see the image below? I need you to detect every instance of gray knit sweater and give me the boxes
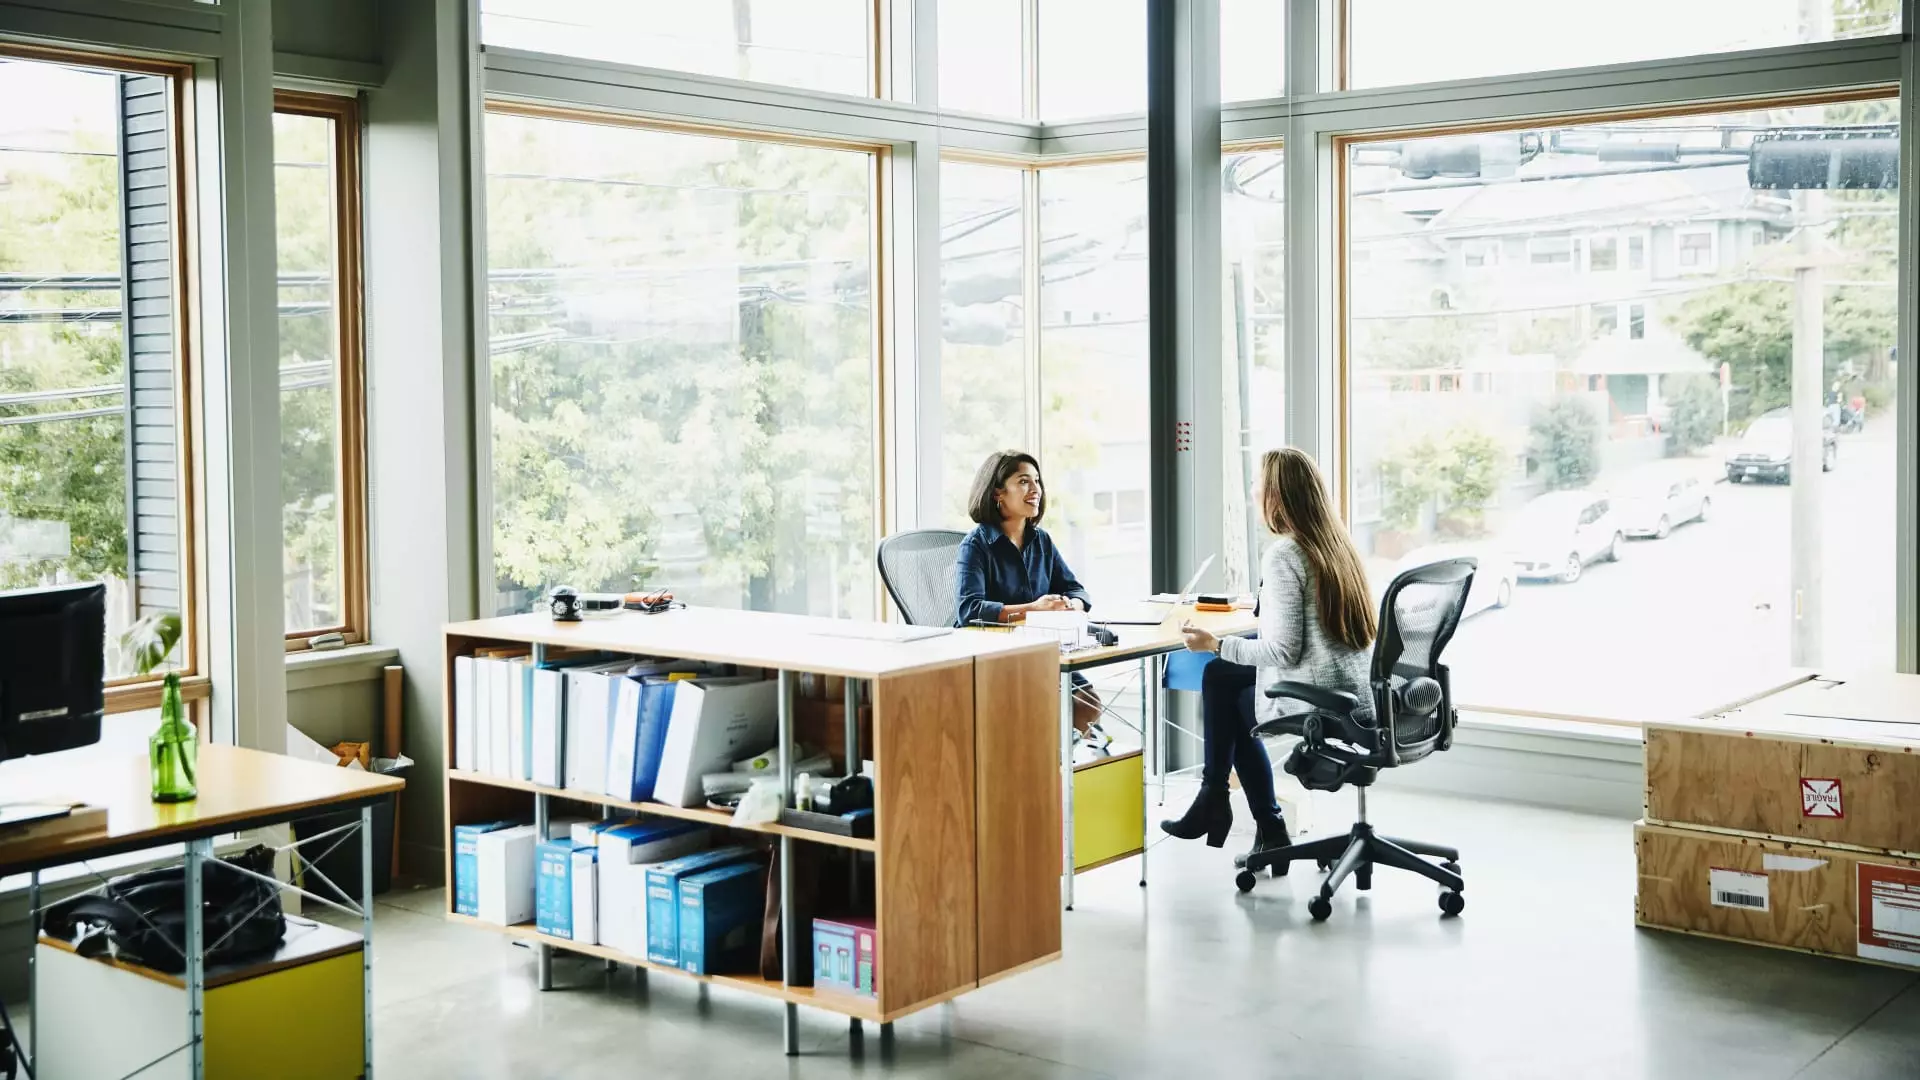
[1217,536,1374,724]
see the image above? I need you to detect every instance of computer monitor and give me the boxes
[0,582,105,763]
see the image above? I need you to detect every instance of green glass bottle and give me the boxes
[149,671,198,802]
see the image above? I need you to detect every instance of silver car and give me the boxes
[1506,491,1625,584]
[1389,544,1517,617]
[1617,476,1711,540]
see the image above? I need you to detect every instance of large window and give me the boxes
[1221,0,1286,103]
[938,0,1024,118]
[0,52,191,690]
[1038,0,1146,120]
[1038,160,1151,602]
[480,0,873,97]
[483,110,878,619]
[1344,98,1901,720]
[274,93,365,644]
[1223,145,1286,587]
[940,161,1029,526]
[1347,0,1900,90]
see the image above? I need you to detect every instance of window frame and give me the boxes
[1527,235,1575,266]
[1674,224,1719,276]
[272,89,369,650]
[0,42,209,715]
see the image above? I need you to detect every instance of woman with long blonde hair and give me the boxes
[1164,448,1376,857]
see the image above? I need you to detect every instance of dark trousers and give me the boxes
[1200,659,1281,822]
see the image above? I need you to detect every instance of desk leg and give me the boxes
[362,804,376,1079]
[1140,658,1151,889]
[184,836,209,1080]
[1152,655,1168,803]
[533,792,553,991]
[1061,671,1075,912]
[777,671,799,1058]
[26,869,37,1068]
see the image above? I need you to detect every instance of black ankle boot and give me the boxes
[1250,814,1290,856]
[1235,814,1290,869]
[1160,785,1232,847]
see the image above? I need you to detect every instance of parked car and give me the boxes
[1616,476,1711,540]
[1725,407,1837,484]
[1387,543,1517,617]
[1505,491,1624,584]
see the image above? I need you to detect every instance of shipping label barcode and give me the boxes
[1709,868,1771,913]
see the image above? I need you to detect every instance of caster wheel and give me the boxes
[1356,868,1372,892]
[1236,870,1257,893]
[1271,860,1289,878]
[1439,890,1465,917]
[1308,895,1333,921]
[1317,859,1332,873]
[1441,860,1461,877]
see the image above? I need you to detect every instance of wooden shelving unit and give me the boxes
[442,606,1062,1054]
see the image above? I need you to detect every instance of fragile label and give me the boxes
[1709,867,1770,913]
[1801,778,1844,818]
[1858,863,1920,968]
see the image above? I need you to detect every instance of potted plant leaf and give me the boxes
[121,612,195,802]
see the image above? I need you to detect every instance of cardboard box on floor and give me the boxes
[1635,821,1920,971]
[1645,673,1920,856]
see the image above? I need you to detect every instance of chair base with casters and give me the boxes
[1238,786,1464,919]
[1228,557,1478,921]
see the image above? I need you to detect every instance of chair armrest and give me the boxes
[1251,710,1317,739]
[1263,680,1360,716]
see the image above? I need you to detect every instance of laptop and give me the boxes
[1092,555,1216,626]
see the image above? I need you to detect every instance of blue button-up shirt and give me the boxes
[953,522,1093,627]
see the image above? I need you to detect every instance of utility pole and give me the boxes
[1787,0,1831,667]
[1790,187,1826,667]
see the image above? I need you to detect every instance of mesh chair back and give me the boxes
[876,529,967,627]
[1372,558,1475,758]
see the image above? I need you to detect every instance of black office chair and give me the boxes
[876,529,967,627]
[1237,558,1476,921]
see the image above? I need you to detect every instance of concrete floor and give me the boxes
[360,788,1920,1080]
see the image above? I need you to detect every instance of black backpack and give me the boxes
[41,844,287,975]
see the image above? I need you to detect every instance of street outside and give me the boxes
[1435,425,1896,720]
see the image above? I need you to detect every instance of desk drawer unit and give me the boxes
[1072,750,1144,872]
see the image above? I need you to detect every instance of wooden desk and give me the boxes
[443,610,1062,1054]
[1067,605,1257,673]
[979,606,1257,909]
[0,744,402,1080]
[0,744,401,877]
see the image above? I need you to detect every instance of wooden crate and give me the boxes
[1645,673,1920,856]
[1636,822,1920,970]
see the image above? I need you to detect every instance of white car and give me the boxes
[1388,544,1517,617]
[1616,476,1711,540]
[1506,491,1624,584]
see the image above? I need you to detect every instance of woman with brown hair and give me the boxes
[1162,448,1376,855]
[953,449,1106,746]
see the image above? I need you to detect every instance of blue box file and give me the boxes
[677,861,768,975]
